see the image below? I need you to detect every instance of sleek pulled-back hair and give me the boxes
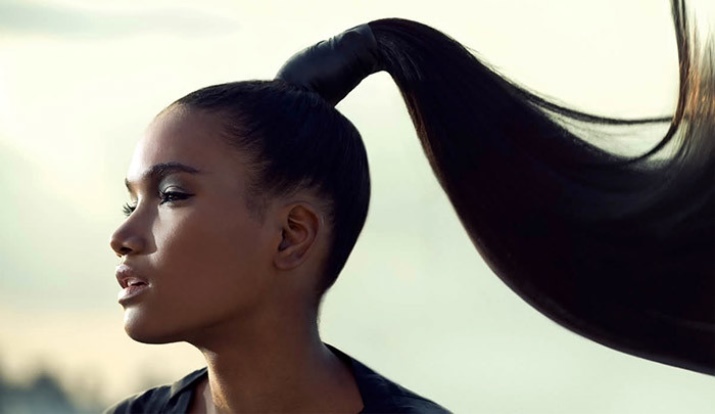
[173,81,370,292]
[169,0,712,375]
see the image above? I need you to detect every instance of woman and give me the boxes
[107,0,713,412]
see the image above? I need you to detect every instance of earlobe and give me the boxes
[273,204,320,271]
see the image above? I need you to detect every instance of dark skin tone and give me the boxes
[110,106,363,413]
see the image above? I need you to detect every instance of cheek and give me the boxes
[158,207,271,297]
[123,206,275,343]
[176,206,265,262]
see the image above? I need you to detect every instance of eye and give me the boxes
[159,190,193,205]
[120,187,193,216]
[122,203,136,217]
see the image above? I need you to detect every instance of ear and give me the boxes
[274,203,321,271]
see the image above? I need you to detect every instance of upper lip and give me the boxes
[116,264,149,288]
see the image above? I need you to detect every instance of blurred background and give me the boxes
[1,0,713,412]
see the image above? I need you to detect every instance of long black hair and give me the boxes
[173,0,713,374]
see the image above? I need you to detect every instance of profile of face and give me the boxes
[110,106,288,345]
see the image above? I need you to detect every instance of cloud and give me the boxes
[0,1,240,38]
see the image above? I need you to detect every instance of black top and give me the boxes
[104,344,450,413]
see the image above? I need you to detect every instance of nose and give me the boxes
[110,222,147,257]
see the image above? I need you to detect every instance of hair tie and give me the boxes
[276,24,383,106]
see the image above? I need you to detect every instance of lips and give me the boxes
[119,275,147,289]
[116,264,148,287]
[116,264,150,303]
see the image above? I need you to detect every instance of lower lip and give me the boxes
[118,284,149,304]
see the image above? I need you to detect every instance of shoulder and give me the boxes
[359,369,451,414]
[103,367,207,414]
[327,344,452,414]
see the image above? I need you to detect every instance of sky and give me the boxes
[1,0,714,412]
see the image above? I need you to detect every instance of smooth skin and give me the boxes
[110,106,363,414]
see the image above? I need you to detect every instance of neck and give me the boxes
[190,305,363,414]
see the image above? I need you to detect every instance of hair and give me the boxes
[173,82,371,293]
[172,0,712,374]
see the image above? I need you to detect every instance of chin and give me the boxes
[122,308,186,344]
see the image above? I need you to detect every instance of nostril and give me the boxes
[118,246,133,256]
[111,233,146,257]
[110,234,140,257]
[110,219,147,256]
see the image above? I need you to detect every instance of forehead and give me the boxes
[126,106,244,181]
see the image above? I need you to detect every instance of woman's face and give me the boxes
[110,106,279,344]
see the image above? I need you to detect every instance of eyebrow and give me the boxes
[125,162,201,193]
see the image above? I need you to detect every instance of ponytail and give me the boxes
[367,1,713,374]
[275,0,713,374]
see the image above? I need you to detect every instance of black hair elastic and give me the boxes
[276,24,383,106]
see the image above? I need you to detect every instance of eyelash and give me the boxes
[122,191,192,217]
[122,203,135,217]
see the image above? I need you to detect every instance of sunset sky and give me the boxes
[1,0,713,412]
